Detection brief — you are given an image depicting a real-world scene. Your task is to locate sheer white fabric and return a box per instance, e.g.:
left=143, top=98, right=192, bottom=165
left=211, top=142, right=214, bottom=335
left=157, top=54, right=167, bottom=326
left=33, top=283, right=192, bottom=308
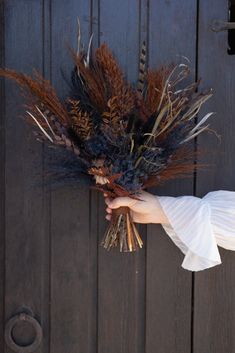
left=157, top=190, right=235, bottom=272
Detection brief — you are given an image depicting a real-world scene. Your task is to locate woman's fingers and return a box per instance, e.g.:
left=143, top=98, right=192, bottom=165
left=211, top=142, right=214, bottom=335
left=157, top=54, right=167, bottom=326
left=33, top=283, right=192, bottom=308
left=108, top=196, right=136, bottom=209
left=104, top=195, right=135, bottom=209
left=104, top=197, right=112, bottom=206
left=104, top=196, right=112, bottom=221
left=106, top=214, right=111, bottom=221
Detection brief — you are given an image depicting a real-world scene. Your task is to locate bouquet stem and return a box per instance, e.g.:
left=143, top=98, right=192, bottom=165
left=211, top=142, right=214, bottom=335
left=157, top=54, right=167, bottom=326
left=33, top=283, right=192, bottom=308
left=101, top=206, right=143, bottom=252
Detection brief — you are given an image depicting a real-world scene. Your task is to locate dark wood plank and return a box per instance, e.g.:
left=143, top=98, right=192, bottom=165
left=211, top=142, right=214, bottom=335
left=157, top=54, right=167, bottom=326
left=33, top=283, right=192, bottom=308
left=49, top=2, right=98, bottom=353
left=0, top=0, right=5, bottom=350
left=41, top=1, right=52, bottom=351
left=146, top=1, right=197, bottom=353
left=4, top=1, right=50, bottom=352
left=195, top=1, right=235, bottom=352
left=4, top=2, right=235, bottom=353
left=97, top=1, right=146, bottom=353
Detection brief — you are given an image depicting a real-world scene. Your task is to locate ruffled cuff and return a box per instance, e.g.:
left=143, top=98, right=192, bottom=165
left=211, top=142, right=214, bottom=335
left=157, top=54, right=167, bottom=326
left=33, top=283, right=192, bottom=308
left=157, top=195, right=222, bottom=271
left=203, top=190, right=235, bottom=250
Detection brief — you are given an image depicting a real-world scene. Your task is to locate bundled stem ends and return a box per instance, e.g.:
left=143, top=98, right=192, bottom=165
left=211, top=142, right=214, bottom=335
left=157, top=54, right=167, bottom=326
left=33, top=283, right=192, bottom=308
left=101, top=206, right=143, bottom=252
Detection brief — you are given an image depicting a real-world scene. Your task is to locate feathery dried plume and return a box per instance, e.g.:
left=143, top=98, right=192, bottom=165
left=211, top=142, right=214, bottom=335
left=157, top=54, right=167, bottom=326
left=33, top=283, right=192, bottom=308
left=95, top=43, right=135, bottom=117
left=0, top=68, right=70, bottom=125
left=137, top=40, right=147, bottom=96
left=70, top=49, right=107, bottom=112
left=144, top=65, right=174, bottom=115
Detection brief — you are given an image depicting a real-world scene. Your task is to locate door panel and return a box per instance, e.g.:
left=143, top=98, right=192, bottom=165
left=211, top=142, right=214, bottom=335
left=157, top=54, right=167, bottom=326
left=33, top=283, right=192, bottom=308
left=49, top=2, right=97, bottom=353
left=3, top=1, right=49, bottom=353
left=1, top=1, right=235, bottom=353
left=97, top=2, right=146, bottom=353
left=195, top=2, right=235, bottom=353
left=146, top=1, right=197, bottom=352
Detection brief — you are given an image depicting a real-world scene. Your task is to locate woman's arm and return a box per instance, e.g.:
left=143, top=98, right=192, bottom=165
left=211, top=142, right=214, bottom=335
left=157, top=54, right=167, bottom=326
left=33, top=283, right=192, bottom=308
left=104, top=190, right=235, bottom=271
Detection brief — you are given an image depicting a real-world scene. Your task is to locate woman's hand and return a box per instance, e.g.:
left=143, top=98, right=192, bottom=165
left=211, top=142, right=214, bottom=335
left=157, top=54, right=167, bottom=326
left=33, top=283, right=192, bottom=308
left=104, top=190, right=170, bottom=225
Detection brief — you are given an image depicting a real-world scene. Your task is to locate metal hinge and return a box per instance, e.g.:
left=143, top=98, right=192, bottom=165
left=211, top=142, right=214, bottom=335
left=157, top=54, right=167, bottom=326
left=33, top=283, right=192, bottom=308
left=211, top=19, right=235, bottom=32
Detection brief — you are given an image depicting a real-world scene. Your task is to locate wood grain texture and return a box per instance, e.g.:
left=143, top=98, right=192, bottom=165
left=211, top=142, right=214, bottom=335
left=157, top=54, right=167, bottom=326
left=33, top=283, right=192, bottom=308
left=3, top=1, right=50, bottom=352
left=49, top=2, right=98, bottom=353
left=1, top=1, right=235, bottom=353
left=195, top=1, right=235, bottom=353
left=146, top=1, right=197, bottom=353
left=41, top=1, right=52, bottom=352
left=97, top=2, right=146, bottom=353
left=0, top=0, right=5, bottom=350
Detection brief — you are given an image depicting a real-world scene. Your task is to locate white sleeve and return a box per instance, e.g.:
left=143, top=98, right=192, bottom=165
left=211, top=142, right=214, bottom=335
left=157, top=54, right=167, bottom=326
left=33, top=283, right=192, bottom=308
left=203, top=190, right=235, bottom=250
left=156, top=190, right=235, bottom=272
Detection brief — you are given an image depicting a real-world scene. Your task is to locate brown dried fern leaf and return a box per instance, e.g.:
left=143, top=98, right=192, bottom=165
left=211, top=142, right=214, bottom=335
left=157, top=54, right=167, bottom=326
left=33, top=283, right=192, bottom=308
left=68, top=98, right=94, bottom=140
left=101, top=96, right=127, bottom=134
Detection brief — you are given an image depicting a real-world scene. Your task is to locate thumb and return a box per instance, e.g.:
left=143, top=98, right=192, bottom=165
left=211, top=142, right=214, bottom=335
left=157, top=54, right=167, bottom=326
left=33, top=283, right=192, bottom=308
left=109, top=196, right=137, bottom=209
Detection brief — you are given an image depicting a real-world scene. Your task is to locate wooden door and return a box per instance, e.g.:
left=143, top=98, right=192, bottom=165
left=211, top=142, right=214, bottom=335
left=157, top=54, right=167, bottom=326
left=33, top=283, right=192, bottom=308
left=0, top=1, right=235, bottom=353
